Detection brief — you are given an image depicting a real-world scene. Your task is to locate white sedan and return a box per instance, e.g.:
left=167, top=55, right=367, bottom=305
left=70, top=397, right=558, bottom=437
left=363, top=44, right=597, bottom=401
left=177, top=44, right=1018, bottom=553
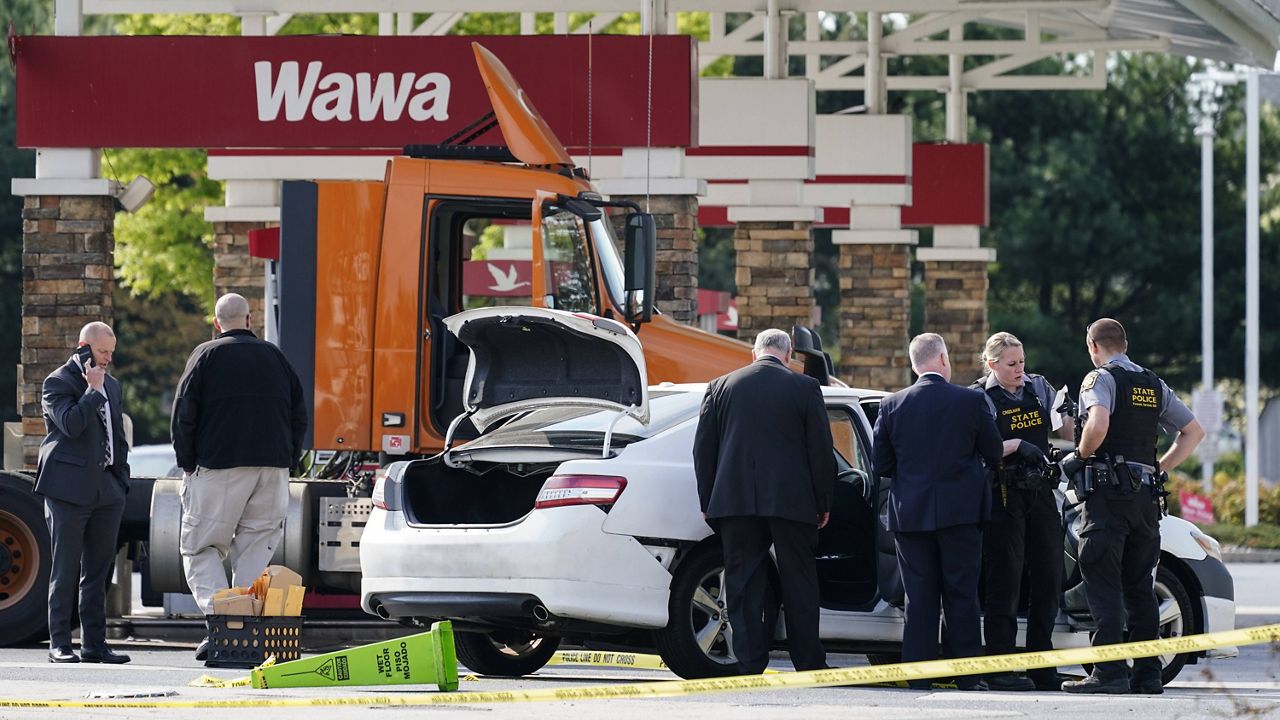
left=360, top=307, right=1235, bottom=682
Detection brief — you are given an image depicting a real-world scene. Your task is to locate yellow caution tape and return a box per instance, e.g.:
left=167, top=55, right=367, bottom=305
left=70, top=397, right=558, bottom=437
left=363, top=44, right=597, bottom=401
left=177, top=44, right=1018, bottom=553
left=1, top=624, right=1274, bottom=709
left=549, top=650, right=669, bottom=671
left=188, top=675, right=251, bottom=689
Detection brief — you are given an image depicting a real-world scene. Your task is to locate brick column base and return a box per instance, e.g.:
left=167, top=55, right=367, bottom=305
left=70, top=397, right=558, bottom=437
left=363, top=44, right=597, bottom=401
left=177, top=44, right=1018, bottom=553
left=212, top=221, right=271, bottom=337
left=609, top=195, right=698, bottom=325
left=922, top=260, right=989, bottom=385
left=733, top=221, right=814, bottom=342
left=19, top=196, right=116, bottom=468
left=838, top=243, right=913, bottom=390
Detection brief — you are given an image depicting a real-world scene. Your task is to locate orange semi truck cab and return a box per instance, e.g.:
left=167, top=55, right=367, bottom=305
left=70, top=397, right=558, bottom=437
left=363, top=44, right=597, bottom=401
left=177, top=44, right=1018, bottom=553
left=278, top=43, right=751, bottom=457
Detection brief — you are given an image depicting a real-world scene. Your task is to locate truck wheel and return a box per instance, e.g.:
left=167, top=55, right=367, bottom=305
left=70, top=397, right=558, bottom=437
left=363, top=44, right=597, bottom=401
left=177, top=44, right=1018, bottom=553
left=654, top=544, right=779, bottom=679
left=0, top=473, right=51, bottom=646
left=455, top=630, right=560, bottom=677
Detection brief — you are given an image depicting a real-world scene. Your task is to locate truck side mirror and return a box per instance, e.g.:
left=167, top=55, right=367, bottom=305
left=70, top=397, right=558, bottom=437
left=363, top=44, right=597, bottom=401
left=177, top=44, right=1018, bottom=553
left=624, top=212, right=657, bottom=325
left=792, top=325, right=830, bottom=386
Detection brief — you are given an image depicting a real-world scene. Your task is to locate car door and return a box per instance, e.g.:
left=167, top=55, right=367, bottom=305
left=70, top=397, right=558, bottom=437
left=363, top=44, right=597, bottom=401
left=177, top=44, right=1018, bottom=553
left=817, top=405, right=881, bottom=611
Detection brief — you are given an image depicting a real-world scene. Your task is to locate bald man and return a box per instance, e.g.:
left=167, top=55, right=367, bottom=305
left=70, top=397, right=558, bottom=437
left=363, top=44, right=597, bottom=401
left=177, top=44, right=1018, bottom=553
left=36, top=322, right=132, bottom=664
left=171, top=293, right=308, bottom=663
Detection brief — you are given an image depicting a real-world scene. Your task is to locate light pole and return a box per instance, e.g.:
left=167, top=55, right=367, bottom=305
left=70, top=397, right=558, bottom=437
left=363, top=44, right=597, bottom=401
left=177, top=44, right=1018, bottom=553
left=1188, top=70, right=1234, bottom=494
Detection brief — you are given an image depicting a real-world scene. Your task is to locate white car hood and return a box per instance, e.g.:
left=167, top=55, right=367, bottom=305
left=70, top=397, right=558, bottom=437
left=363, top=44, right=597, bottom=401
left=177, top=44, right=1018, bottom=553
left=444, top=307, right=650, bottom=432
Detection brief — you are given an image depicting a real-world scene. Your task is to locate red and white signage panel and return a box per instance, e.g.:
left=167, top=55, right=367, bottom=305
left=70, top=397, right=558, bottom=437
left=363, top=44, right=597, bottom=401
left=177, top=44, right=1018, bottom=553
left=13, top=35, right=697, bottom=149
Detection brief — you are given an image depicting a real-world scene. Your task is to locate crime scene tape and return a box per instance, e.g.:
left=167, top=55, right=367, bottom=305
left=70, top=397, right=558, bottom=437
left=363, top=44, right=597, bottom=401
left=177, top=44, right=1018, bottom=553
left=2, top=623, right=1277, bottom=709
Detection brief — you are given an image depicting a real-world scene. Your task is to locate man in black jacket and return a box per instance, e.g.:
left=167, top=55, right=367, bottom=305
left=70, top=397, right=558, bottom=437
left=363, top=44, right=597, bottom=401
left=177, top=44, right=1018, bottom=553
left=171, top=293, right=308, bottom=661
left=693, top=328, right=835, bottom=674
left=36, top=322, right=131, bottom=664
left=872, top=333, right=1002, bottom=690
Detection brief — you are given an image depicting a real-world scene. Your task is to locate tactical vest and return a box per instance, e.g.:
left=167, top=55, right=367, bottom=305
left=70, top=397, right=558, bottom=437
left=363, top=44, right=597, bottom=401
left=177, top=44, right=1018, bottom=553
left=1095, top=363, right=1162, bottom=466
left=984, top=379, right=1051, bottom=455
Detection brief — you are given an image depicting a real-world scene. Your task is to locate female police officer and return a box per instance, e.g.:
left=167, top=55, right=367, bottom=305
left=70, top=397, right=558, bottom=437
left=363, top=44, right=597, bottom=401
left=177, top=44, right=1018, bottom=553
left=970, top=332, right=1073, bottom=691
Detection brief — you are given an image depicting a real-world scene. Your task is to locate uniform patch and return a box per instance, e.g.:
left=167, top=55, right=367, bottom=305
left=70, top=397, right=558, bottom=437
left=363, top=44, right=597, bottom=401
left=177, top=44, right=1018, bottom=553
left=1081, top=371, right=1099, bottom=392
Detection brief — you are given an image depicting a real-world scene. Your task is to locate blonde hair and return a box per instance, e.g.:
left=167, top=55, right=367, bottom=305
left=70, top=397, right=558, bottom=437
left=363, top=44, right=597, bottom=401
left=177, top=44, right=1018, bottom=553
left=980, top=332, right=1023, bottom=376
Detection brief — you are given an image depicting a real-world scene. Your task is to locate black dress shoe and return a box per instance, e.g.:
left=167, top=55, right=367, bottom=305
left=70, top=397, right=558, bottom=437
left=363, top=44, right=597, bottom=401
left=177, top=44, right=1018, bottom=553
left=956, top=680, right=988, bottom=691
left=80, top=647, right=131, bottom=664
left=48, top=646, right=79, bottom=663
left=1030, top=672, right=1073, bottom=691
left=984, top=674, right=1036, bottom=691
left=1062, top=674, right=1129, bottom=694
left=195, top=637, right=210, bottom=662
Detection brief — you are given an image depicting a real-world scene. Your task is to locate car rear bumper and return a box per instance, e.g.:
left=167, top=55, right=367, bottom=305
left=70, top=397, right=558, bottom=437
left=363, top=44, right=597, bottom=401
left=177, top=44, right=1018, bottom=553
left=360, top=505, right=672, bottom=628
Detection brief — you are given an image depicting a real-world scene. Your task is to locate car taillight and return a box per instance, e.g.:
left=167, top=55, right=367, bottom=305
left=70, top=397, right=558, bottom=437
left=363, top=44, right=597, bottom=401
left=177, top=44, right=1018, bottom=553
left=372, top=475, right=390, bottom=510
left=535, top=475, right=627, bottom=510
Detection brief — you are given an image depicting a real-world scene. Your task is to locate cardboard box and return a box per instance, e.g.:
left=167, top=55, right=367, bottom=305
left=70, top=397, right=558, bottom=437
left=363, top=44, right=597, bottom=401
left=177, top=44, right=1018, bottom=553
left=213, top=593, right=257, bottom=616
left=263, top=565, right=302, bottom=591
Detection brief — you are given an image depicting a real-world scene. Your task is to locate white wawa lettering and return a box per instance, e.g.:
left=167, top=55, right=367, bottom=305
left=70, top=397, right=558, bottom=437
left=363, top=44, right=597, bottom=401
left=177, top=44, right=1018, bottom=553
left=255, top=61, right=452, bottom=123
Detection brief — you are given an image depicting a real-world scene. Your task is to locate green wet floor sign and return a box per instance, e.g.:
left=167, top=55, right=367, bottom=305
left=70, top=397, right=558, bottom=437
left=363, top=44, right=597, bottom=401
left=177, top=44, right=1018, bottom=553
left=251, top=620, right=458, bottom=691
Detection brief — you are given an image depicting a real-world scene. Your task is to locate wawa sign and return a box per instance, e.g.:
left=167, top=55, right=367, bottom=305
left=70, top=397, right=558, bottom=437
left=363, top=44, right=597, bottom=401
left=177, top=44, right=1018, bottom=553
left=12, top=35, right=697, bottom=149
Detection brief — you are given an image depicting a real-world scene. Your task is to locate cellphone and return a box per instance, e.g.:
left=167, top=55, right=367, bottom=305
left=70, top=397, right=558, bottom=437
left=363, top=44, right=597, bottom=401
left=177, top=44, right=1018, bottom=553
left=76, top=344, right=95, bottom=368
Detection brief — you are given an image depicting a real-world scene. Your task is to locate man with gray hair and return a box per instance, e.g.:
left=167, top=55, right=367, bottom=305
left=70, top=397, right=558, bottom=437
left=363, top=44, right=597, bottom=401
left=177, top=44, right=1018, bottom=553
left=171, top=293, right=308, bottom=663
left=872, top=333, right=1002, bottom=689
left=693, top=328, right=835, bottom=674
left=36, top=321, right=132, bottom=664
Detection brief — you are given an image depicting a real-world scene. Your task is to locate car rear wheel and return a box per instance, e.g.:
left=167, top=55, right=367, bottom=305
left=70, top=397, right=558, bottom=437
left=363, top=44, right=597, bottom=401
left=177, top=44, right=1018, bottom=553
left=1154, top=564, right=1195, bottom=685
left=454, top=629, right=560, bottom=677
left=0, top=473, right=51, bottom=646
left=654, top=544, right=778, bottom=679
left=1080, top=563, right=1197, bottom=686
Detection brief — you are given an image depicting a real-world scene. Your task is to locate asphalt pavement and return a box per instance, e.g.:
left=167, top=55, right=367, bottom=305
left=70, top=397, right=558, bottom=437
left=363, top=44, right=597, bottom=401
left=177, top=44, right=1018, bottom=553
left=0, top=562, right=1276, bottom=720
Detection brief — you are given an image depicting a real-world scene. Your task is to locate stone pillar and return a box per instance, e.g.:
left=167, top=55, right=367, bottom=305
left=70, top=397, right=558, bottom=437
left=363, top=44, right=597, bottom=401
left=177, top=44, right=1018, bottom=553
left=921, top=258, right=990, bottom=386
left=919, top=230, right=995, bottom=386
left=19, top=196, right=116, bottom=468
left=211, top=221, right=270, bottom=337
left=837, top=241, right=914, bottom=390
left=732, top=220, right=814, bottom=341
left=607, top=194, right=699, bottom=325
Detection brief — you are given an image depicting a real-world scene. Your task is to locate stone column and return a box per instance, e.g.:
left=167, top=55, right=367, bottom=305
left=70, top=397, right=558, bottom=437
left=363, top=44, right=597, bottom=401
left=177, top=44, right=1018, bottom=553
left=211, top=221, right=270, bottom=337
left=19, top=196, right=116, bottom=468
left=607, top=194, right=699, bottom=325
left=837, top=241, right=914, bottom=390
left=732, top=220, right=815, bottom=341
left=920, top=254, right=992, bottom=386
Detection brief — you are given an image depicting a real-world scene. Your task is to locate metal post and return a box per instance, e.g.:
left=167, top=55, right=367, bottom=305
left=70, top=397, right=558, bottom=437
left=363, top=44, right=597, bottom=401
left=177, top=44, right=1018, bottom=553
left=1198, top=92, right=1216, bottom=491
left=764, top=0, right=783, bottom=80
left=946, top=25, right=966, bottom=141
left=867, top=13, right=883, bottom=115
left=54, top=0, right=82, bottom=36
left=1245, top=70, right=1260, bottom=527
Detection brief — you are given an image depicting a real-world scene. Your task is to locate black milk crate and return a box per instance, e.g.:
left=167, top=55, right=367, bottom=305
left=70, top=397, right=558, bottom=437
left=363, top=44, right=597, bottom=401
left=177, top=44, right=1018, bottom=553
left=205, top=614, right=304, bottom=668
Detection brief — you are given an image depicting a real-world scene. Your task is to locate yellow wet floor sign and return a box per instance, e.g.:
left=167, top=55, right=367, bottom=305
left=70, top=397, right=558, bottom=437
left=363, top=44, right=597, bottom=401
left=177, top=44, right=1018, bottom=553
left=4, top=624, right=1276, bottom=709
left=250, top=620, right=457, bottom=691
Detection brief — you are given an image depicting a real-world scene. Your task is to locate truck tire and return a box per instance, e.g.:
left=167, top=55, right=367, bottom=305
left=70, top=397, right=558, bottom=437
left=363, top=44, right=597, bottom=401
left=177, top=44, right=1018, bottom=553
left=0, top=473, right=51, bottom=646
left=455, top=630, right=560, bottom=677
left=654, top=544, right=779, bottom=679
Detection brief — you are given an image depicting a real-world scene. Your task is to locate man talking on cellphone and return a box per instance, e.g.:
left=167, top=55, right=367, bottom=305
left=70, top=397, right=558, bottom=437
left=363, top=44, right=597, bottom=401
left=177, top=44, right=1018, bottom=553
left=35, top=321, right=131, bottom=664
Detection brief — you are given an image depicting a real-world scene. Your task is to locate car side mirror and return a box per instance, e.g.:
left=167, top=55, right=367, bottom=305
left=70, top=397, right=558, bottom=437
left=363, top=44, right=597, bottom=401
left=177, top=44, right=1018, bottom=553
left=624, top=212, right=657, bottom=325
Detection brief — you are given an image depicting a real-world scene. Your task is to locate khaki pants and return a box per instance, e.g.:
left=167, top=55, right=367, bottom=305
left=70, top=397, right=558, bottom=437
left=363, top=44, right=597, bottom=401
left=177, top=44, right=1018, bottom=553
left=179, top=466, right=289, bottom=614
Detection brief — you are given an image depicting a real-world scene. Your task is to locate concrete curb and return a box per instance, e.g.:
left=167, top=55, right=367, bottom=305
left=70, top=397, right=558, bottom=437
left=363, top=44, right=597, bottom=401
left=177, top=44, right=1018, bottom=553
left=1222, top=547, right=1280, bottom=563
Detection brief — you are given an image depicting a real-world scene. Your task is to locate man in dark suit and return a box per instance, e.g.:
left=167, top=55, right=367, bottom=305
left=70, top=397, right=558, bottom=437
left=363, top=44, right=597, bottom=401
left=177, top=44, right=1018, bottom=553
left=35, top=321, right=131, bottom=664
left=872, top=333, right=1001, bottom=689
left=693, top=328, right=835, bottom=674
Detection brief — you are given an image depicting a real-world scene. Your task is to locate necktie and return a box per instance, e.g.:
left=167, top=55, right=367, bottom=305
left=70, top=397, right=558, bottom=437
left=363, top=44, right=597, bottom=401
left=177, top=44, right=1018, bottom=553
left=98, top=396, right=113, bottom=467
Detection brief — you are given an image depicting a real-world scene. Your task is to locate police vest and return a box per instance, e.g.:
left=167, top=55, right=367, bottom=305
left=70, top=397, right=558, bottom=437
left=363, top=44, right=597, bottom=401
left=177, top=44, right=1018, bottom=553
left=975, top=378, right=1051, bottom=455
left=1095, top=363, right=1162, bottom=466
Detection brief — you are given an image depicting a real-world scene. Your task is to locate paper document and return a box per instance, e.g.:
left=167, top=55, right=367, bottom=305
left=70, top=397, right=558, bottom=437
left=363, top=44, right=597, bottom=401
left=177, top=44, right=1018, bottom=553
left=1051, top=385, right=1069, bottom=431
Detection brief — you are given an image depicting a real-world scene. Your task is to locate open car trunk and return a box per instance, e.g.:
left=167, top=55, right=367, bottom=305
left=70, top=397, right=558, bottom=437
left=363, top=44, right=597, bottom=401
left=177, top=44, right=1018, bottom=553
left=403, top=459, right=555, bottom=526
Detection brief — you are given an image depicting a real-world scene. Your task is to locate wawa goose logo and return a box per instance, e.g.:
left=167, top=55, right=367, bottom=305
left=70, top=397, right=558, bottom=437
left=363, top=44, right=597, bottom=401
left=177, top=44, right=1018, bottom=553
left=254, top=61, right=452, bottom=123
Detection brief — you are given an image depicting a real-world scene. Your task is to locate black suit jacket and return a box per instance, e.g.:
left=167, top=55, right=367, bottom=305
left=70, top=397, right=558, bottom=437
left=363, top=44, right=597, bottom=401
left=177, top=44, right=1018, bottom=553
left=693, top=357, right=835, bottom=525
left=872, top=373, right=1002, bottom=532
left=35, top=358, right=130, bottom=505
